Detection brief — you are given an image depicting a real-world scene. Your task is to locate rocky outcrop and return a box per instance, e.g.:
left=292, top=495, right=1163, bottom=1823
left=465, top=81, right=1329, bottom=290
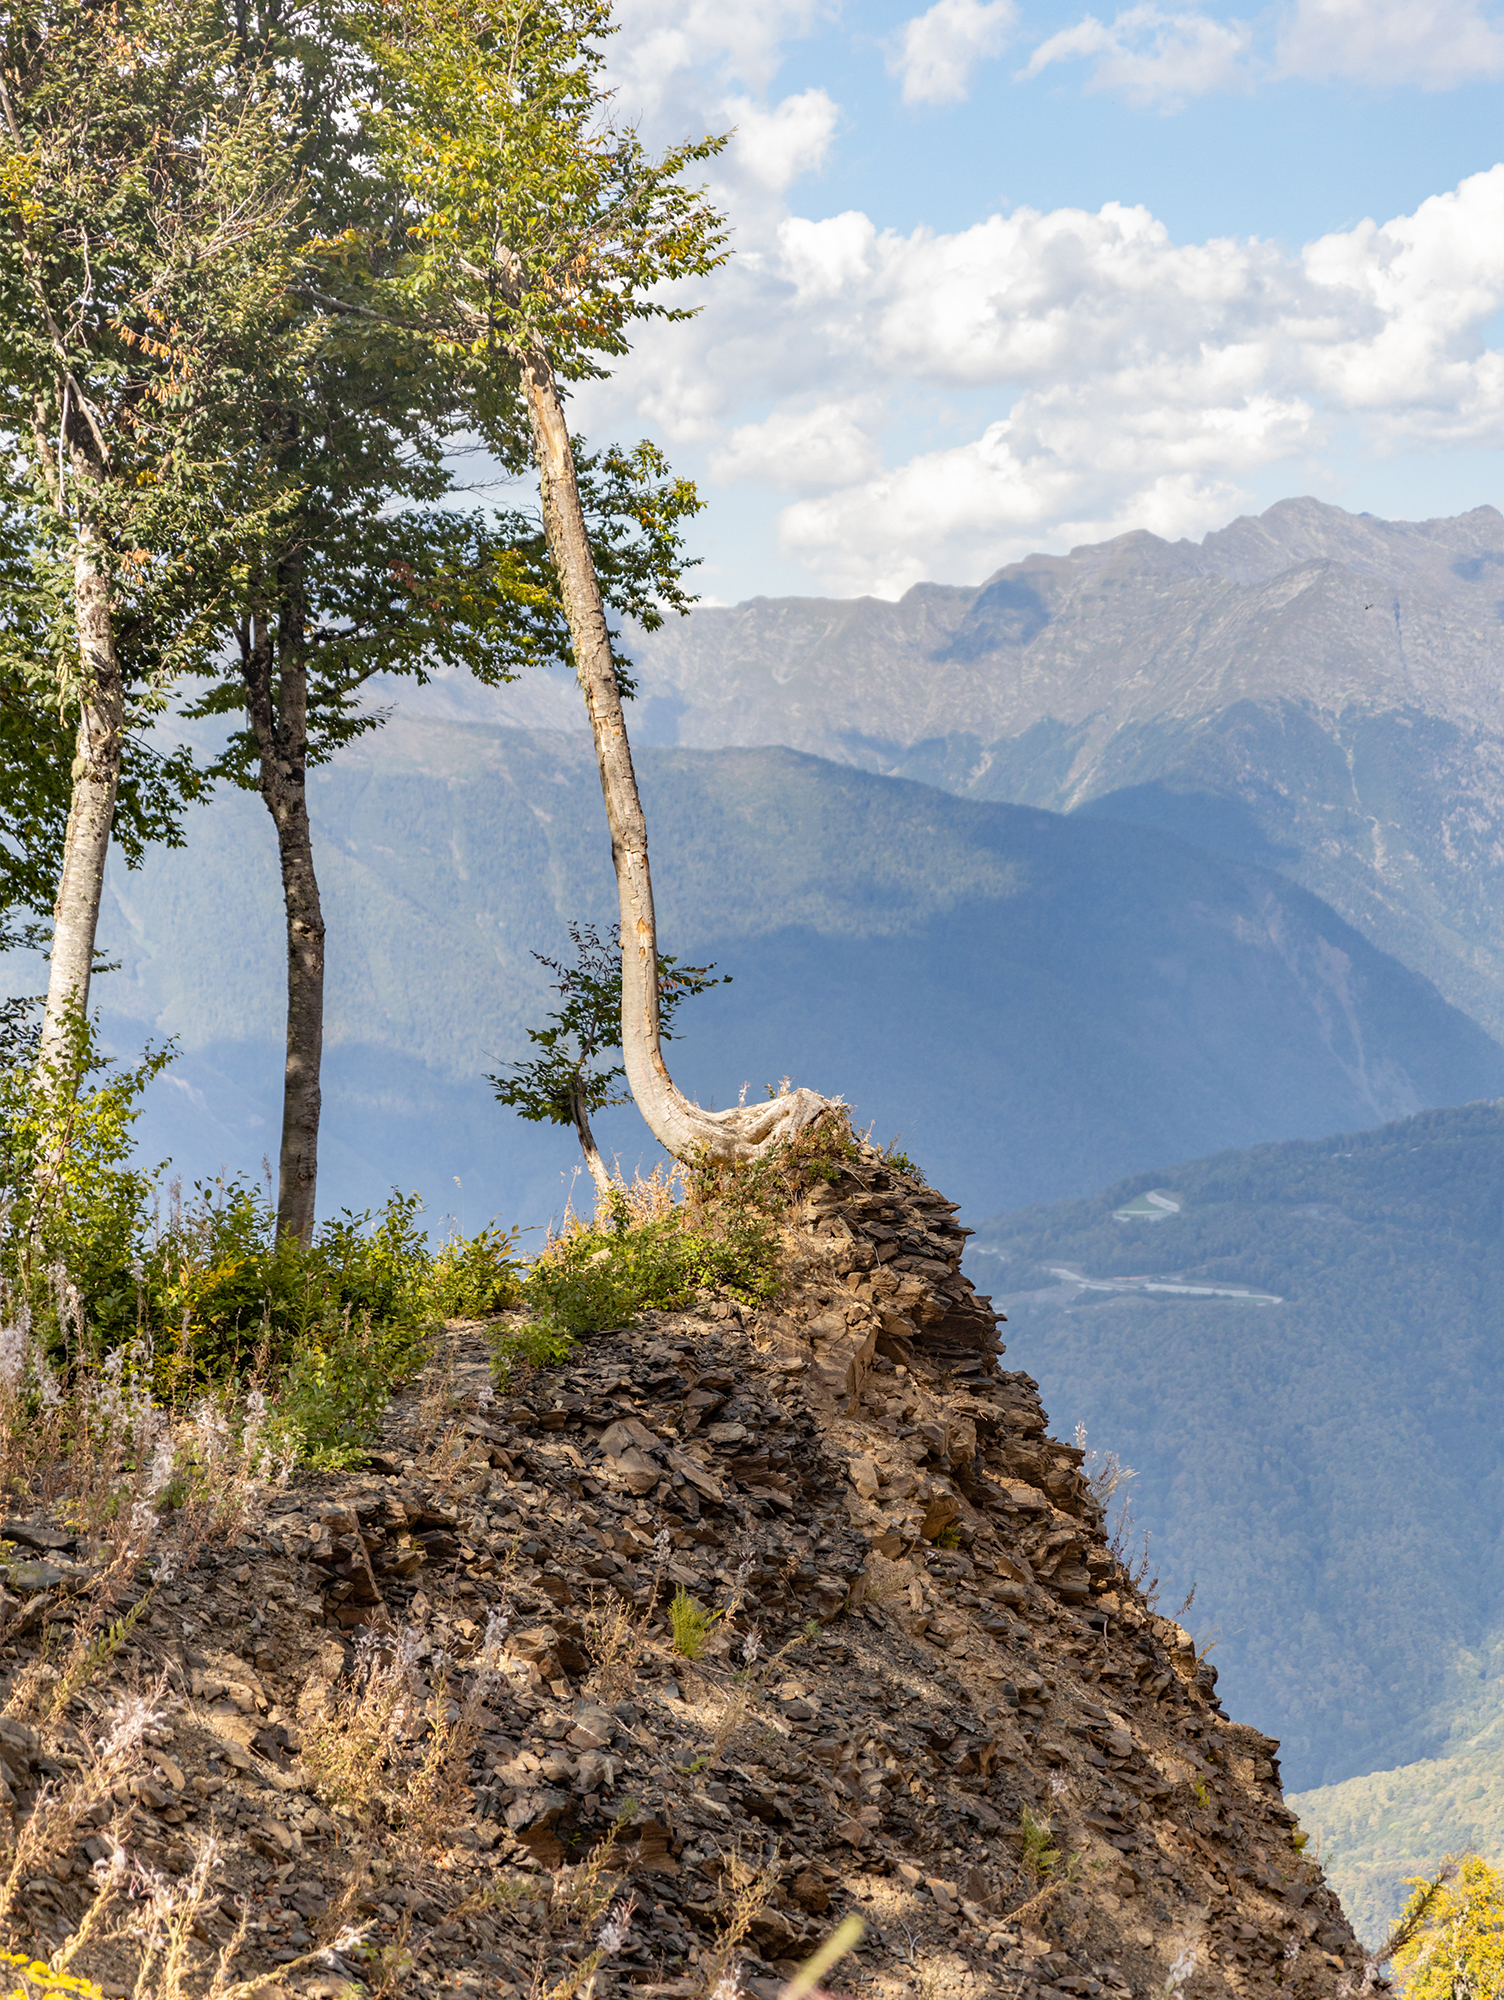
left=0, top=1146, right=1364, bottom=1999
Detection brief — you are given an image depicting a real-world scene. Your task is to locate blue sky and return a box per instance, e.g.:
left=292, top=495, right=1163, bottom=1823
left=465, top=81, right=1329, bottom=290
left=556, top=0, right=1504, bottom=602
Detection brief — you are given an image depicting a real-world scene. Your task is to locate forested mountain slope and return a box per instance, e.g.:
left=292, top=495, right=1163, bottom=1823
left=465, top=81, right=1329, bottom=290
left=74, top=719, right=1504, bottom=1226
left=964, top=1104, right=1504, bottom=1811
left=415, top=499, right=1504, bottom=1042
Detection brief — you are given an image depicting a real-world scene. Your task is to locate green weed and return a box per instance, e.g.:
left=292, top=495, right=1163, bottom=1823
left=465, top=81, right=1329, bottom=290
left=1019, top=1806, right=1060, bottom=1880
left=669, top=1587, right=721, bottom=1661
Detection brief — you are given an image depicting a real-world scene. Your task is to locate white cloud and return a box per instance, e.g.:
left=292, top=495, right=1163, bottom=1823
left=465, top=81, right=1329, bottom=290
left=709, top=400, right=884, bottom=488
left=585, top=165, right=1504, bottom=595
left=726, top=88, right=840, bottom=190
left=608, top=0, right=831, bottom=120
left=1020, top=5, right=1254, bottom=107
left=1277, top=0, right=1504, bottom=87
left=887, top=0, right=1018, bottom=106
left=1022, top=0, right=1504, bottom=105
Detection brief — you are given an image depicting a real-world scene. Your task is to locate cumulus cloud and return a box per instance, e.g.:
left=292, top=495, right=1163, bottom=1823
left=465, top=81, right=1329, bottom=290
left=608, top=0, right=830, bottom=119
left=1020, top=4, right=1254, bottom=108
left=1021, top=0, right=1504, bottom=105
left=586, top=165, right=1504, bottom=595
left=1276, top=0, right=1504, bottom=87
left=887, top=0, right=1018, bottom=106
left=726, top=88, right=840, bottom=189
left=547, top=0, right=1504, bottom=598
left=709, top=400, right=885, bottom=488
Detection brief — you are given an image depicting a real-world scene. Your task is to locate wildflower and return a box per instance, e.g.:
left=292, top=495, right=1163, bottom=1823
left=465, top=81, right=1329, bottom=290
left=90, top=1835, right=127, bottom=1886
left=324, top=1926, right=369, bottom=1958
left=709, top=1973, right=743, bottom=2000
left=92, top=1345, right=128, bottom=1432
left=100, top=1692, right=164, bottom=1760
left=1165, top=1946, right=1197, bottom=1995
left=597, top=1894, right=636, bottom=1955
left=240, top=1389, right=268, bottom=1470
left=190, top=1396, right=231, bottom=1469
left=35, top=1357, right=61, bottom=1412
left=740, top=1628, right=762, bottom=1666
left=474, top=1607, right=511, bottom=1691
left=0, top=1323, right=25, bottom=1393
left=653, top=1529, right=671, bottom=1557
left=146, top=1434, right=175, bottom=1496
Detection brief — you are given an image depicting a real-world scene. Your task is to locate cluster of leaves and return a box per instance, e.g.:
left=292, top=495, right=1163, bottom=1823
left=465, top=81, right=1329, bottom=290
left=490, top=918, right=727, bottom=1132
left=1392, top=1856, right=1504, bottom=1998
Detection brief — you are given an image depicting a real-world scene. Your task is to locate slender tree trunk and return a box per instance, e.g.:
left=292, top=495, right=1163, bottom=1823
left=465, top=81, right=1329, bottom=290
left=269, top=773, right=324, bottom=1245
left=521, top=352, right=832, bottom=1161
left=568, top=1076, right=612, bottom=1198
left=242, top=585, right=324, bottom=1243
left=38, top=520, right=125, bottom=1076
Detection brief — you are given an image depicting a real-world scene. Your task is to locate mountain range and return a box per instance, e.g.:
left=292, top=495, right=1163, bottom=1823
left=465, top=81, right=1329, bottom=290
left=415, top=496, right=1504, bottom=1049
left=72, top=716, right=1504, bottom=1231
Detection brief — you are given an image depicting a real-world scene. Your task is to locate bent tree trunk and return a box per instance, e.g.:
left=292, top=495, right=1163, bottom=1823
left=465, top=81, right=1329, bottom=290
left=38, top=524, right=125, bottom=1078
left=521, top=352, right=833, bottom=1162
left=242, top=598, right=324, bottom=1244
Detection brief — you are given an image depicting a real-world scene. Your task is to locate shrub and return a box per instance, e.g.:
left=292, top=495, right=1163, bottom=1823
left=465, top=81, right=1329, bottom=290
left=521, top=1207, right=770, bottom=1343
left=1019, top=1807, right=1060, bottom=1880
left=668, top=1588, right=721, bottom=1661
left=1, top=1018, right=523, bottom=1465
left=426, top=1222, right=524, bottom=1321
left=0, top=1011, right=170, bottom=1336
left=509, top=1113, right=859, bottom=1366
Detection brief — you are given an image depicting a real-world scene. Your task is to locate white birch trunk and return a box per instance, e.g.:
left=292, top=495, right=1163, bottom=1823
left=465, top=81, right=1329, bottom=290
left=521, top=353, right=833, bottom=1162
left=37, top=521, right=124, bottom=1076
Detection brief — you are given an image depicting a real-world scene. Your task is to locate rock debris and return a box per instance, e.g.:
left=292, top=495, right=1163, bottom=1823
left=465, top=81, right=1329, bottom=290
left=0, top=1146, right=1364, bottom=1998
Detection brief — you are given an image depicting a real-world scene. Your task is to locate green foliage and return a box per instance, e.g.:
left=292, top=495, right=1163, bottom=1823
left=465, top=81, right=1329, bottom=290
left=0, top=1016, right=520, bottom=1461
left=0, top=1010, right=171, bottom=1317
left=668, top=1588, right=721, bottom=1661
left=1393, top=1856, right=1504, bottom=2000
left=0, top=0, right=304, bottom=692
left=491, top=919, right=727, bottom=1132
left=1019, top=1807, right=1060, bottom=1880
left=363, top=0, right=729, bottom=398
left=427, top=1223, right=525, bottom=1322
left=270, top=1301, right=419, bottom=1469
left=520, top=1205, right=774, bottom=1348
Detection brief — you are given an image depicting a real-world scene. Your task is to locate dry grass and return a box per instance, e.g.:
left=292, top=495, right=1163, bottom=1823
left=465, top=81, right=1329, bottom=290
left=696, top=1855, right=778, bottom=1997
left=298, top=1605, right=511, bottom=1860
left=582, top=1591, right=643, bottom=1705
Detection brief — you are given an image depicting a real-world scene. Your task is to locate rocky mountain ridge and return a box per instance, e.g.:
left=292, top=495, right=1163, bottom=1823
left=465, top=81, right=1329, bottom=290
left=400, top=497, right=1504, bottom=1042
left=0, top=1148, right=1365, bottom=1998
